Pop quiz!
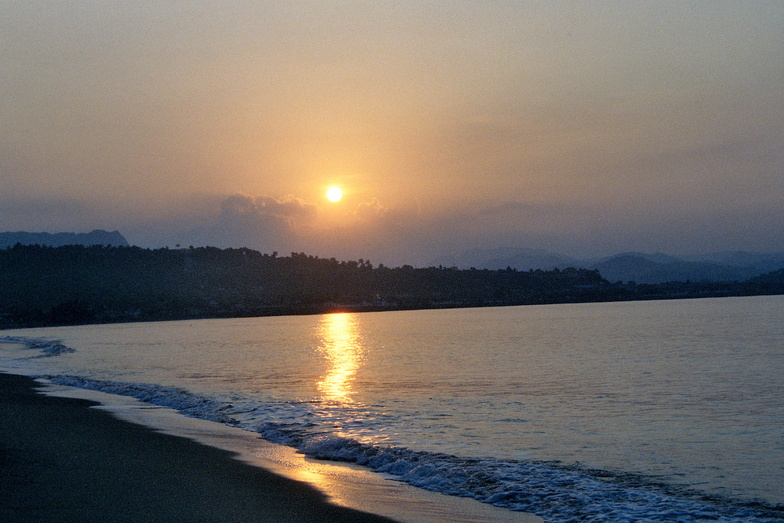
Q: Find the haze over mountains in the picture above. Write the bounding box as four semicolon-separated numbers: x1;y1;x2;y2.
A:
2;230;783;285
432;247;784;284
0;230;128;249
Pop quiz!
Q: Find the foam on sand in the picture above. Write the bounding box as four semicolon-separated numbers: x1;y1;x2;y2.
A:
34;378;542;523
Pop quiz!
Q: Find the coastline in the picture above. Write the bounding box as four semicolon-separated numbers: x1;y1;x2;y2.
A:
0;372;542;523
0;372;394;522
3;244;782;332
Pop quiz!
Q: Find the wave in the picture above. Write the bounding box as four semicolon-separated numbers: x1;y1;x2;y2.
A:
42;375;784;522
0;336;76;357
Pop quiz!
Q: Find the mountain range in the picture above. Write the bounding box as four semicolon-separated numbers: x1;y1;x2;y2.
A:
0;230;128;249
2;230;782;284
432;247;784;284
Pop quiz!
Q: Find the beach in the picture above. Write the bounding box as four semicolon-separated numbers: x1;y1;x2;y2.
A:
0;372;394;522
0;371;542;523
3;298;781;520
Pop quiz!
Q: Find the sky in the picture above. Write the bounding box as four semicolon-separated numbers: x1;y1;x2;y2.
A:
2;1;783;266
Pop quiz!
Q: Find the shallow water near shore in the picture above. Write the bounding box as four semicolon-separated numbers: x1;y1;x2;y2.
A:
31;380;535;523
3;295;784;521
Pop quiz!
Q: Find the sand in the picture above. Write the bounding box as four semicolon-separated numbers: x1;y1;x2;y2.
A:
1;372;543;522
0;372;395;522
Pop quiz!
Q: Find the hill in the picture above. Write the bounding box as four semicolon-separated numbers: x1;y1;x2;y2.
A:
1;245;782;329
430;247;581;271
437;248;784;284
587;252;756;284
0;245;612;328
0;230;128;249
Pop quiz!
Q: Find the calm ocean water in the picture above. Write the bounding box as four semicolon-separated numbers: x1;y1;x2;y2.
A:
2;295;783;521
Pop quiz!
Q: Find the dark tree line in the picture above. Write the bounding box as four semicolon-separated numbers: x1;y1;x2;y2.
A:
1;244;782;328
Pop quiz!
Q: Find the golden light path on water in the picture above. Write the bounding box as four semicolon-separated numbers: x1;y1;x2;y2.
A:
316;312;365;403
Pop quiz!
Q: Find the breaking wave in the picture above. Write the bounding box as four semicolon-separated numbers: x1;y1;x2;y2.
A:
0;336;76;357
42;375;784;522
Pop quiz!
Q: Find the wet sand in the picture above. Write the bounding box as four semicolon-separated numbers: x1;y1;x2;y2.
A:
0;372;395;522
1;371;543;523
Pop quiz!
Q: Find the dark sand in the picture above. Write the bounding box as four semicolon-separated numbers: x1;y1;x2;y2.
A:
0;372;395;522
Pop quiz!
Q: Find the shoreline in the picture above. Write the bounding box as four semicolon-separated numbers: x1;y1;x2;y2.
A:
0;372;394;522
0;372;542;523
3;292;779;333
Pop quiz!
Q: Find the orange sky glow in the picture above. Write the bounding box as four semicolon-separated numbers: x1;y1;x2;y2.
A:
2;2;783;266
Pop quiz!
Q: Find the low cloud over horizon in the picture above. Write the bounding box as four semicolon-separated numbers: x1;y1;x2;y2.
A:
8;189;778;268
2;2;783;266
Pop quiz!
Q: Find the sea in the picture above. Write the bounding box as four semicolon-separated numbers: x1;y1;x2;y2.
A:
2;295;783;522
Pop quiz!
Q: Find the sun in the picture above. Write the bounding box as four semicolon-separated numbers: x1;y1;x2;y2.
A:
326;186;343;202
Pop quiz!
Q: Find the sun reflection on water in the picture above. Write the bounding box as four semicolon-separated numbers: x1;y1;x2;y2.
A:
316;312;364;403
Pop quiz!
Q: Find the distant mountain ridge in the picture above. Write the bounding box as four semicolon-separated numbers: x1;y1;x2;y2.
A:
0;230;128;249
431;247;582;272
588;252;760;284
433;248;784;284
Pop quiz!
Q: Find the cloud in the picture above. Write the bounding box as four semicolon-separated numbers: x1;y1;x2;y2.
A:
8;187;781;269
0;196;97;232
353;198;388;221
159;194;319;254
220;194;316;223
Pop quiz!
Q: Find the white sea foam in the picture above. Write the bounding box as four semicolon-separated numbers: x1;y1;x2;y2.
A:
0;336;76;357
5;299;784;522
42;374;784;522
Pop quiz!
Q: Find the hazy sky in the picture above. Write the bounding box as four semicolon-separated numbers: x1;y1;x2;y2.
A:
2;1;783;265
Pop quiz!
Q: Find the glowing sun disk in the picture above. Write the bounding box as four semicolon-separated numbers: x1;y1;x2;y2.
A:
326;186;343;202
